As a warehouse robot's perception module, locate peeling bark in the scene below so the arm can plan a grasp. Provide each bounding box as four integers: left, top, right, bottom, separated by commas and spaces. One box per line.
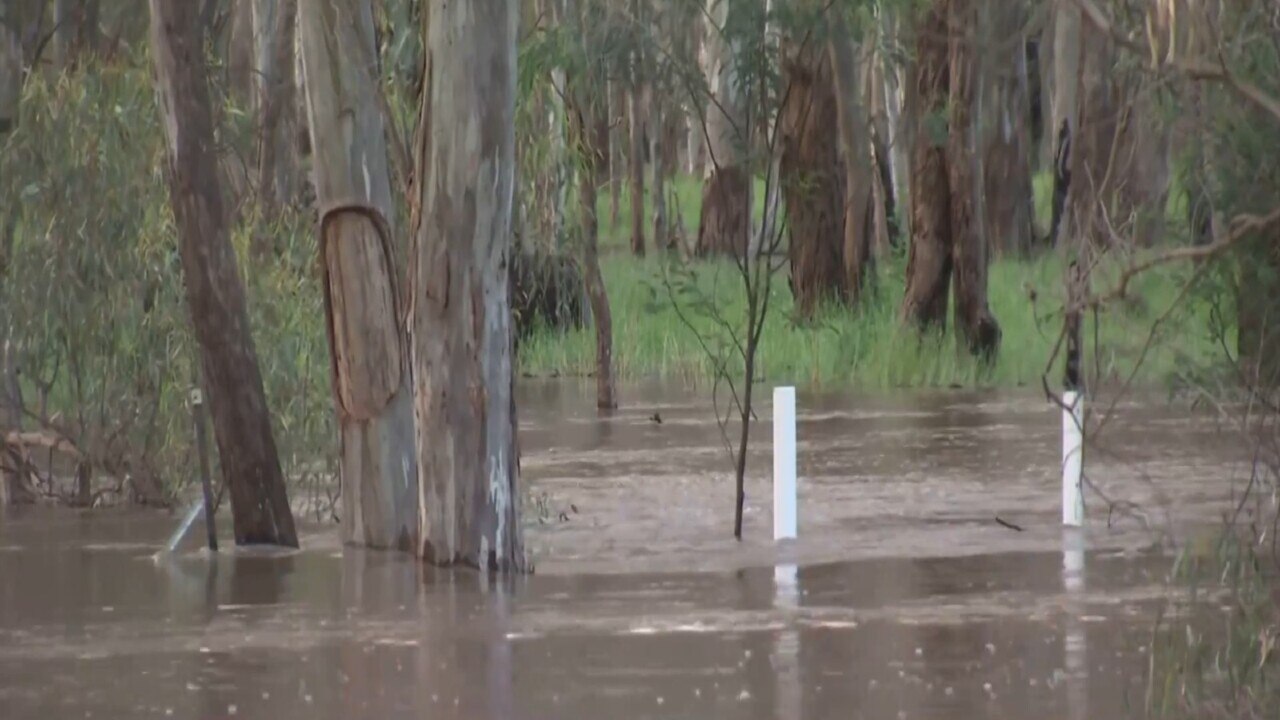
411, 0, 525, 570
781, 44, 848, 318
900, 2, 952, 329
828, 11, 876, 304
695, 0, 750, 258
298, 0, 418, 551
149, 0, 298, 547
979, 0, 1035, 255
949, 0, 1000, 358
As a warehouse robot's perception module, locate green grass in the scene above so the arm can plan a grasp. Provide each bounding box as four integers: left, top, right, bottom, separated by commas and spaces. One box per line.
520, 236, 1223, 391
523, 169, 1221, 390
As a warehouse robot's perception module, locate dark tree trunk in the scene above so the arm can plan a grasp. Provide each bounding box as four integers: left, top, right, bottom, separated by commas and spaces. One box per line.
949, 0, 1000, 358
570, 96, 618, 410
411, 0, 525, 569
979, 0, 1035, 255
1238, 235, 1280, 386
628, 82, 646, 257
149, 0, 299, 547
781, 46, 848, 319
900, 2, 952, 329
697, 167, 751, 257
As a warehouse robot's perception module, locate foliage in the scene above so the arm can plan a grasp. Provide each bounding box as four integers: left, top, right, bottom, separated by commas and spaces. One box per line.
0, 55, 332, 504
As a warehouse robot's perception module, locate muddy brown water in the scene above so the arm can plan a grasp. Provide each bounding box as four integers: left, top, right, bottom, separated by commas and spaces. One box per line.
0, 382, 1251, 719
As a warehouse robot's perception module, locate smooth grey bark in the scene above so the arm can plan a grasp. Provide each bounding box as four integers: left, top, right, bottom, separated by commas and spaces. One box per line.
298, 0, 418, 551
150, 0, 298, 546
696, 0, 751, 257
828, 11, 875, 303
411, 0, 525, 570
252, 0, 299, 213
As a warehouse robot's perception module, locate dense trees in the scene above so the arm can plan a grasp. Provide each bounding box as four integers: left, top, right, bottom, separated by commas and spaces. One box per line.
2, 0, 1278, 542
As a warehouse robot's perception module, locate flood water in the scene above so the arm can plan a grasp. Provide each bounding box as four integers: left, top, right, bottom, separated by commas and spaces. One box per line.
0, 382, 1250, 719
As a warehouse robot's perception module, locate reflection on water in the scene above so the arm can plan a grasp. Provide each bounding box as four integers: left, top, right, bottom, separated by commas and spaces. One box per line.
0, 382, 1242, 718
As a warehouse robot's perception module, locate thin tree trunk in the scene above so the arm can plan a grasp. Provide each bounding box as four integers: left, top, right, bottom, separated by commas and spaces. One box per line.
411, 0, 525, 569
900, 1, 952, 329
252, 0, 299, 217
879, 8, 910, 218
828, 11, 875, 304
949, 0, 1000, 358
571, 95, 618, 410
628, 81, 647, 256
651, 91, 670, 251
782, 43, 847, 318
609, 80, 623, 230
696, 0, 750, 258
298, 0, 418, 551
149, 0, 298, 547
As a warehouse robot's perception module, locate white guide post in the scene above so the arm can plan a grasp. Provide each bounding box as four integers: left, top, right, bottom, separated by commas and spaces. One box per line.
773, 386, 797, 541
1062, 390, 1084, 527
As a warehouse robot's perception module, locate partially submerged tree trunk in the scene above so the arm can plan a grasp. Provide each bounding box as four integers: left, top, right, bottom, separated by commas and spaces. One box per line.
900, 2, 952, 329
298, 0, 417, 551
781, 43, 848, 319
0, 17, 16, 505
948, 0, 1000, 358
696, 0, 750, 258
828, 11, 876, 304
411, 0, 525, 569
149, 0, 298, 547
254, 0, 299, 217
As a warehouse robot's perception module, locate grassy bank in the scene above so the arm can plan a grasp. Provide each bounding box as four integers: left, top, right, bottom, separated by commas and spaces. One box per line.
518, 250, 1220, 389
524, 170, 1216, 390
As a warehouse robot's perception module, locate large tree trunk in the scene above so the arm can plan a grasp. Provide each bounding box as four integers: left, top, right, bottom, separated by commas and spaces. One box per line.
252, 0, 299, 216
0, 12, 16, 506
979, 0, 1035, 255
695, 0, 750, 258
828, 11, 876, 304
149, 0, 298, 547
781, 43, 848, 318
227, 0, 255, 104
298, 0, 418, 551
948, 0, 1000, 358
411, 0, 525, 569
900, 2, 952, 329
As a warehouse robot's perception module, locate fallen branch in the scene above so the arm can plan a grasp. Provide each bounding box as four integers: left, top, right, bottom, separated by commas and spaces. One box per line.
3, 430, 83, 460
1083, 207, 1280, 311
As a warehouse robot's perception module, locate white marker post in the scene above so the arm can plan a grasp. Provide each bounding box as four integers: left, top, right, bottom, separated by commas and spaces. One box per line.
773, 387, 797, 541
1062, 390, 1084, 527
